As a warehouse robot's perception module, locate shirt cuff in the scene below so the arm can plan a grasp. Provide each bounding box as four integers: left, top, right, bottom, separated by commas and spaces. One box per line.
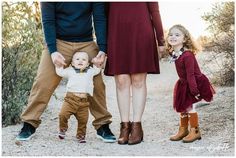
98, 51, 106, 56
98, 44, 107, 53
48, 44, 57, 54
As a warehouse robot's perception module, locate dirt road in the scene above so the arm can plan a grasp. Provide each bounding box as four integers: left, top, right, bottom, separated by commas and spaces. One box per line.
2, 60, 234, 156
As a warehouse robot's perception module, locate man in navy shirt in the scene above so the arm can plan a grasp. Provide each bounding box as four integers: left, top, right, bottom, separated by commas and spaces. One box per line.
16, 2, 116, 143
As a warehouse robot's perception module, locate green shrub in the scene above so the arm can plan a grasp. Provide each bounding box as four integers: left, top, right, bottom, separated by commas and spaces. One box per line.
202, 2, 234, 86
2, 2, 43, 126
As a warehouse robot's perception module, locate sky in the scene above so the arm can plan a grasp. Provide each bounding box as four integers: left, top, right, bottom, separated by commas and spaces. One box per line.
159, 1, 215, 39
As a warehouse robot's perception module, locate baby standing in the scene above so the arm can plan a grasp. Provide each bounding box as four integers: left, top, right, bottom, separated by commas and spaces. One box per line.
166, 24, 215, 143
56, 52, 101, 143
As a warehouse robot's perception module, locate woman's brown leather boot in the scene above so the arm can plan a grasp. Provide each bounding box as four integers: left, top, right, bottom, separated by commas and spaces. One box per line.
128, 122, 143, 145
118, 122, 131, 144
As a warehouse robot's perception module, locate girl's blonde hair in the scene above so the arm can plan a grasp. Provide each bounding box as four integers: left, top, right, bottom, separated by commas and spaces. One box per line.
166, 24, 200, 54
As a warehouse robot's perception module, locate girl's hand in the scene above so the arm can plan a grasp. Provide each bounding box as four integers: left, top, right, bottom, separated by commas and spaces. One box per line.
158, 46, 165, 59
195, 94, 201, 100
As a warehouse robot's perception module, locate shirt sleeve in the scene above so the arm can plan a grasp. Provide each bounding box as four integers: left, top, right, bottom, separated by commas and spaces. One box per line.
55, 67, 69, 78
184, 54, 200, 96
147, 2, 164, 46
89, 65, 101, 76
92, 3, 107, 53
40, 2, 57, 54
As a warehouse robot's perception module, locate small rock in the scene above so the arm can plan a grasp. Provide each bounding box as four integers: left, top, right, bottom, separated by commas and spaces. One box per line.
15, 141, 22, 146
51, 117, 58, 120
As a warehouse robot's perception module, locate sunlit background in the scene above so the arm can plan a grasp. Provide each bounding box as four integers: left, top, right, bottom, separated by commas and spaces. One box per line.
30, 1, 216, 39
159, 1, 214, 38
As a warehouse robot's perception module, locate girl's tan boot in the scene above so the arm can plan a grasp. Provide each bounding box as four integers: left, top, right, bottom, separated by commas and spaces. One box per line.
183, 113, 201, 143
170, 113, 189, 141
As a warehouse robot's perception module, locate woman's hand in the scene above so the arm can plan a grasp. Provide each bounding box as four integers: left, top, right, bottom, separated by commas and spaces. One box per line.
158, 46, 165, 53
158, 46, 165, 59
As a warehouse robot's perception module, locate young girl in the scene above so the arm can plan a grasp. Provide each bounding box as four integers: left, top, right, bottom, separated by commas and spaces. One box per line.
166, 24, 215, 143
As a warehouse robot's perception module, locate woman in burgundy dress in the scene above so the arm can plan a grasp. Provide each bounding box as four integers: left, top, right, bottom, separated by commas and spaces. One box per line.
166, 24, 215, 143
104, 2, 164, 145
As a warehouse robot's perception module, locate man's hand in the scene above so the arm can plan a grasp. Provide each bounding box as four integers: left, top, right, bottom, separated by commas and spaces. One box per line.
92, 51, 106, 67
51, 51, 66, 68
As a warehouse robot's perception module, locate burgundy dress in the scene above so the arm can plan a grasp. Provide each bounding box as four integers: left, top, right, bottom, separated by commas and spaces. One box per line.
173, 51, 215, 112
104, 2, 164, 76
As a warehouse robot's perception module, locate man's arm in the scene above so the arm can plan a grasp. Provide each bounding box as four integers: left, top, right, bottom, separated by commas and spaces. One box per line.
41, 2, 57, 54
92, 3, 107, 53
41, 3, 66, 67
92, 3, 107, 67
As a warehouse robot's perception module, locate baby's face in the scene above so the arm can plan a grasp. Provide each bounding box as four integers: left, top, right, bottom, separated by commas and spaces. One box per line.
72, 52, 89, 69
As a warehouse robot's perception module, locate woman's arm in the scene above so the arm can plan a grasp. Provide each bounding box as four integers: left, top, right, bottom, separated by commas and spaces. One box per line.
147, 2, 164, 46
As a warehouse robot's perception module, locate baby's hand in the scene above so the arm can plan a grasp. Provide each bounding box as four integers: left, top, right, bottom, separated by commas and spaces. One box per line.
92, 57, 98, 66
55, 65, 63, 68
92, 57, 103, 68
91, 57, 98, 63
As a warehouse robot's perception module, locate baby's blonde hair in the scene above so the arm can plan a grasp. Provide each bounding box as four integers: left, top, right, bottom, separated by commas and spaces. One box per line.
74, 51, 89, 57
166, 24, 200, 54
73, 51, 89, 61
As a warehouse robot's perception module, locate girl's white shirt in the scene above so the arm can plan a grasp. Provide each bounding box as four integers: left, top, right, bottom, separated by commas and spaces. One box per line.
169, 50, 184, 63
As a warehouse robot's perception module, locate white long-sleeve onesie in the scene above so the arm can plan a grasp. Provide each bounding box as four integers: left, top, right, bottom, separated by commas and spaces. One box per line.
56, 66, 100, 96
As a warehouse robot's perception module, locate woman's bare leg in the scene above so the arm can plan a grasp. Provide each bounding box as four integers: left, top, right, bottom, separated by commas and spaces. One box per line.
115, 74, 131, 122
131, 73, 147, 122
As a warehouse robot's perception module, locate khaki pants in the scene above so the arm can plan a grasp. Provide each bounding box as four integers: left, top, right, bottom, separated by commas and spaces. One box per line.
59, 92, 89, 137
21, 39, 112, 130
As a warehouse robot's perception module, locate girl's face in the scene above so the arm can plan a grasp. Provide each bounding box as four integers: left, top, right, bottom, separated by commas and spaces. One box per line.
167, 28, 185, 48
72, 52, 89, 69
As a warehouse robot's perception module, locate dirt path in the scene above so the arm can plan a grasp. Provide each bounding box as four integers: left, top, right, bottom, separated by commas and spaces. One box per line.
2, 60, 234, 156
